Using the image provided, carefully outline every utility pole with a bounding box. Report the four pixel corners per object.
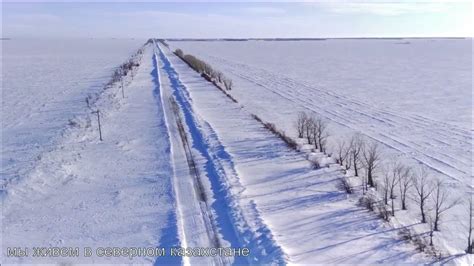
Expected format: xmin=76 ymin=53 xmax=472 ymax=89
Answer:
xmin=92 ymin=110 xmax=102 ymax=141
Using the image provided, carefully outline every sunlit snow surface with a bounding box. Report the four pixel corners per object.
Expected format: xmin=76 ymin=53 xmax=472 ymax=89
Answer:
xmin=171 ymin=39 xmax=471 ymax=128
xmin=1 ymin=39 xmax=144 ymax=187
xmin=170 ymin=38 xmax=472 ymax=186
xmin=170 ymin=38 xmax=472 ymax=259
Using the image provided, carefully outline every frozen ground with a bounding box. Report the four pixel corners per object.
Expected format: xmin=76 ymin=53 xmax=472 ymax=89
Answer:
xmin=1 ymin=38 xmax=144 ymax=191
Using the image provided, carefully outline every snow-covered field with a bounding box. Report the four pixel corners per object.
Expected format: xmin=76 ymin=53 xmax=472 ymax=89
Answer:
xmin=169 ymin=39 xmax=472 ymax=262
xmin=157 ymin=43 xmax=432 ymax=264
xmin=2 ymin=41 xmax=184 ymax=264
xmin=1 ymin=39 xmax=144 ymax=190
xmin=1 ymin=38 xmax=472 ymax=265
xmin=169 ymin=39 xmax=472 ymax=185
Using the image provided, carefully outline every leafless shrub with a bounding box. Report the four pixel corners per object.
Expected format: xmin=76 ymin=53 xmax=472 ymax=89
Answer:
xmin=338 ymin=177 xmax=353 ymax=194
xmin=379 ymin=203 xmax=391 ymax=221
xmin=251 ymin=114 xmax=262 ymax=123
xmin=413 ymin=234 xmax=427 ymax=252
xmin=68 ymin=118 xmax=80 ymax=128
xmin=312 ymin=159 xmax=321 ymax=170
xmin=398 ymin=227 xmax=413 ymax=241
xmin=358 ymin=195 xmax=375 ymax=212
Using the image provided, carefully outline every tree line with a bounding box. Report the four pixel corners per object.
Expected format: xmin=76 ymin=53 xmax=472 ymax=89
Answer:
xmin=174 ymin=49 xmax=233 ymax=91
xmin=295 ymin=111 xmax=470 ymax=254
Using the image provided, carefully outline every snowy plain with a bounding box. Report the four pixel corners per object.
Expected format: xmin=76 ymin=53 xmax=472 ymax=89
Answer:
xmin=2 ymin=42 xmax=184 ymax=264
xmin=157 ymin=43 xmax=433 ymax=264
xmin=1 ymin=38 xmax=144 ymax=191
xmin=1 ymin=37 xmax=472 ymax=265
xmin=170 ymin=39 xmax=473 ymax=263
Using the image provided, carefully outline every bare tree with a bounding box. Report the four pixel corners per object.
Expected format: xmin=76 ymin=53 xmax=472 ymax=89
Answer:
xmin=431 ymin=179 xmax=460 ymax=231
xmin=428 ymin=212 xmax=435 ymax=246
xmin=467 ymin=196 xmax=473 ymax=254
xmin=349 ymin=134 xmax=364 ymax=177
xmin=314 ymin=117 xmax=329 ymax=153
xmin=310 ymin=122 xmax=317 ymax=149
xmin=398 ymin=165 xmax=413 ymax=210
xmin=381 ymin=169 xmax=390 ymax=205
xmin=305 ymin=116 xmax=315 ymax=146
xmin=362 ymin=141 xmax=381 ymax=187
xmin=413 ymin=166 xmax=434 ymax=223
xmin=335 ymin=139 xmax=350 ymax=166
xmin=296 ymin=112 xmax=308 ymax=138
xmin=388 ymin=163 xmax=401 ymax=216
xmin=345 ymin=148 xmax=353 ymax=171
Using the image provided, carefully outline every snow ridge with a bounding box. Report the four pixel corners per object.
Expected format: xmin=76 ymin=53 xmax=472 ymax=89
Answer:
xmin=150 ymin=42 xmax=183 ymax=266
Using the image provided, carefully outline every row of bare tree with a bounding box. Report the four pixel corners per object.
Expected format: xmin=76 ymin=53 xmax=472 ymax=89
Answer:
xmin=296 ymin=112 xmax=329 ymax=153
xmin=295 ymin=111 xmax=472 ymax=253
xmin=380 ymin=163 xmax=460 ymax=230
xmin=174 ymin=49 xmax=233 ymax=90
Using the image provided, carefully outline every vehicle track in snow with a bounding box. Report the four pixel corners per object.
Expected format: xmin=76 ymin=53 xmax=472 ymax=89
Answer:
xmin=206 ymin=57 xmax=471 ymax=188
xmin=156 ymin=45 xmax=244 ymax=265
xmin=156 ymin=44 xmax=287 ymax=265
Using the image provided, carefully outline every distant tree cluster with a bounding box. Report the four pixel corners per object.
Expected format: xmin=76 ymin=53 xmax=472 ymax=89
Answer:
xmin=174 ymin=49 xmax=233 ymax=90
xmin=157 ymin=39 xmax=169 ymax=47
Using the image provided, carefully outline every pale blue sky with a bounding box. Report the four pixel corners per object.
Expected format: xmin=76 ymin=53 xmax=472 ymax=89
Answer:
xmin=2 ymin=1 xmax=472 ymax=38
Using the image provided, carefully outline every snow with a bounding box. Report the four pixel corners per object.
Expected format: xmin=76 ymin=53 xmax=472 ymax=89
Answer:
xmin=157 ymin=44 xmax=286 ymax=265
xmin=157 ymin=43 xmax=433 ymax=264
xmin=2 ymin=44 xmax=180 ymax=264
xmin=1 ymin=38 xmax=144 ymax=190
xmin=169 ymin=39 xmax=473 ymax=262
xmin=2 ymin=37 xmax=470 ymax=265
xmin=169 ymin=39 xmax=471 ymax=129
